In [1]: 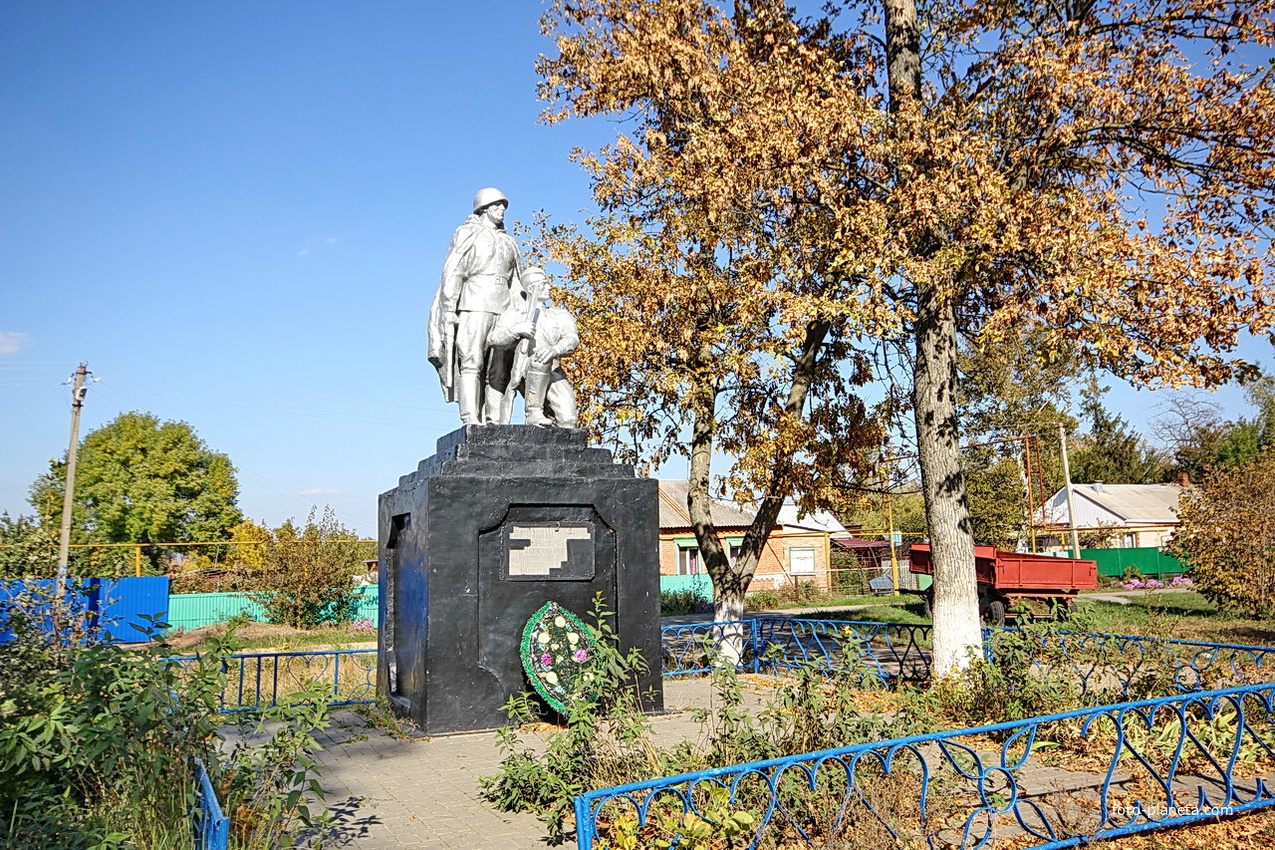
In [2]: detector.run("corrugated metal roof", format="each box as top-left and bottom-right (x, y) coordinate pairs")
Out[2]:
(775, 503), (848, 534)
(1074, 483), (1181, 523)
(1043, 483), (1182, 525)
(658, 480), (757, 530)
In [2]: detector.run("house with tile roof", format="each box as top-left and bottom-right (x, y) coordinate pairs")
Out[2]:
(1038, 482), (1182, 549)
(657, 480), (842, 597)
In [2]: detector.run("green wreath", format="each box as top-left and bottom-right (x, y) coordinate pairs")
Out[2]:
(520, 601), (601, 714)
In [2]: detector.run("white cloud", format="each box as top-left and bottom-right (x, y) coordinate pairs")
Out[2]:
(0, 331), (33, 355)
(298, 488), (343, 497)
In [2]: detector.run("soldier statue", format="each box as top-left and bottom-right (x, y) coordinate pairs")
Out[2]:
(488, 266), (580, 428)
(427, 187), (526, 425)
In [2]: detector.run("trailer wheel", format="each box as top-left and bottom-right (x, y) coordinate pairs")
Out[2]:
(986, 599), (1006, 627)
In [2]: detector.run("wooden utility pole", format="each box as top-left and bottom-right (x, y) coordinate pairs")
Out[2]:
(1057, 423), (1082, 558)
(55, 363), (90, 608)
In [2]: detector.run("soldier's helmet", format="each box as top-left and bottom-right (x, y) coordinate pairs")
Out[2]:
(472, 187), (509, 213)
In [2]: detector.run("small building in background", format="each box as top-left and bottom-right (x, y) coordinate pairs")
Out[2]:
(656, 480), (844, 598)
(1038, 482), (1182, 550)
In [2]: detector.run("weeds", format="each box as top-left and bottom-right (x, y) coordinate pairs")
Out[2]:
(0, 584), (335, 848)
(660, 589), (710, 616)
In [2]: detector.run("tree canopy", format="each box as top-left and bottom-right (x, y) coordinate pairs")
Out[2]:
(537, 0), (1275, 673)
(30, 411), (242, 570)
(537, 0), (889, 641)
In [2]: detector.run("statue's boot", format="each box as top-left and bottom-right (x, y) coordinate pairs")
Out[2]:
(482, 383), (507, 425)
(524, 367), (553, 427)
(458, 369), (482, 425)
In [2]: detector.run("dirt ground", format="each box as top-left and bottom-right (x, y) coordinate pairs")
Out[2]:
(164, 621), (376, 653)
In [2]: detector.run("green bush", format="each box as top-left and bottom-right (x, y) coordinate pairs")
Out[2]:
(660, 588), (709, 615)
(0, 586), (334, 848)
(744, 590), (781, 611)
(250, 506), (370, 628)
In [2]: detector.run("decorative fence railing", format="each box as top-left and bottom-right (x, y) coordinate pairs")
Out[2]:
(659, 618), (1275, 700)
(176, 620), (1275, 848)
(193, 759), (229, 850)
(170, 648), (377, 712)
(999, 628), (1275, 703)
(574, 682), (1275, 849)
(181, 619), (1275, 713)
(753, 617), (934, 686)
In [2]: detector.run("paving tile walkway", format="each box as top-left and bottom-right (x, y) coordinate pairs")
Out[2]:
(311, 677), (760, 848)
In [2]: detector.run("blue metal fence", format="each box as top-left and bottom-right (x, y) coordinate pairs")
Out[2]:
(193, 759), (229, 850)
(659, 617), (1275, 700)
(574, 682), (1275, 849)
(182, 618), (1275, 714)
(170, 648), (378, 712)
(1, 576), (169, 642)
(999, 627), (1275, 701)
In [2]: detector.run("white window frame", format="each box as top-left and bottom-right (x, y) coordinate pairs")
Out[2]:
(789, 546), (817, 575)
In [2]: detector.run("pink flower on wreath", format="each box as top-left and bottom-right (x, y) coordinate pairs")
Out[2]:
(574, 649), (588, 663)
(540, 653), (553, 667)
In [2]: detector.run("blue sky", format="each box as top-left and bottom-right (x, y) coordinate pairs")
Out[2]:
(1, 0), (1269, 536)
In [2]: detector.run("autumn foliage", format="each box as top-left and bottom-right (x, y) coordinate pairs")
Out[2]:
(535, 0), (1275, 669)
(1167, 453), (1275, 618)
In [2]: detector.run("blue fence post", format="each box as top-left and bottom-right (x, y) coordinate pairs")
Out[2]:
(193, 759), (229, 850)
(574, 793), (595, 850)
(751, 619), (760, 674)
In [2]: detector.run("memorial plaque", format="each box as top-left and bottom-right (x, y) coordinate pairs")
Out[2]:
(505, 523), (594, 580)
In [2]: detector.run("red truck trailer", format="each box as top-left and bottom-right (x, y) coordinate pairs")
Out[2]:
(908, 543), (1098, 625)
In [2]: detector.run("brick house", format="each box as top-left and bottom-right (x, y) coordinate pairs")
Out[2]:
(657, 480), (840, 595)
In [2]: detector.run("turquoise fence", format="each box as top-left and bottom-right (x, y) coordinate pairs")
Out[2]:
(659, 574), (712, 598)
(166, 586), (378, 631)
(1080, 547), (1186, 577)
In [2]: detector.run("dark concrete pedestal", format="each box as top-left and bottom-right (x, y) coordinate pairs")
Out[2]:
(376, 425), (663, 734)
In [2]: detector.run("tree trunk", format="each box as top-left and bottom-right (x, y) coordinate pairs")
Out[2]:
(913, 285), (982, 676)
(687, 320), (831, 668)
(885, 0), (981, 677)
(687, 381), (748, 666)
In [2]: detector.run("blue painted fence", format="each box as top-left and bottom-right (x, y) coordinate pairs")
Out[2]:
(574, 682), (1275, 849)
(0, 576), (169, 642)
(192, 618), (1275, 716)
(169, 647), (377, 712)
(180, 619), (1275, 848)
(658, 617), (1275, 700)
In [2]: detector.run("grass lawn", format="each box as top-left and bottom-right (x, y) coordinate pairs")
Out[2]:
(794, 600), (931, 626)
(1074, 590), (1275, 646)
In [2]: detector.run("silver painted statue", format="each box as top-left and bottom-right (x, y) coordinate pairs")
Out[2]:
(428, 187), (527, 425)
(488, 266), (580, 428)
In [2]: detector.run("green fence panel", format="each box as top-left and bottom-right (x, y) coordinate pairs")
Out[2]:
(1080, 547), (1186, 578)
(660, 574), (712, 599)
(166, 592), (265, 631)
(167, 586), (379, 631)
